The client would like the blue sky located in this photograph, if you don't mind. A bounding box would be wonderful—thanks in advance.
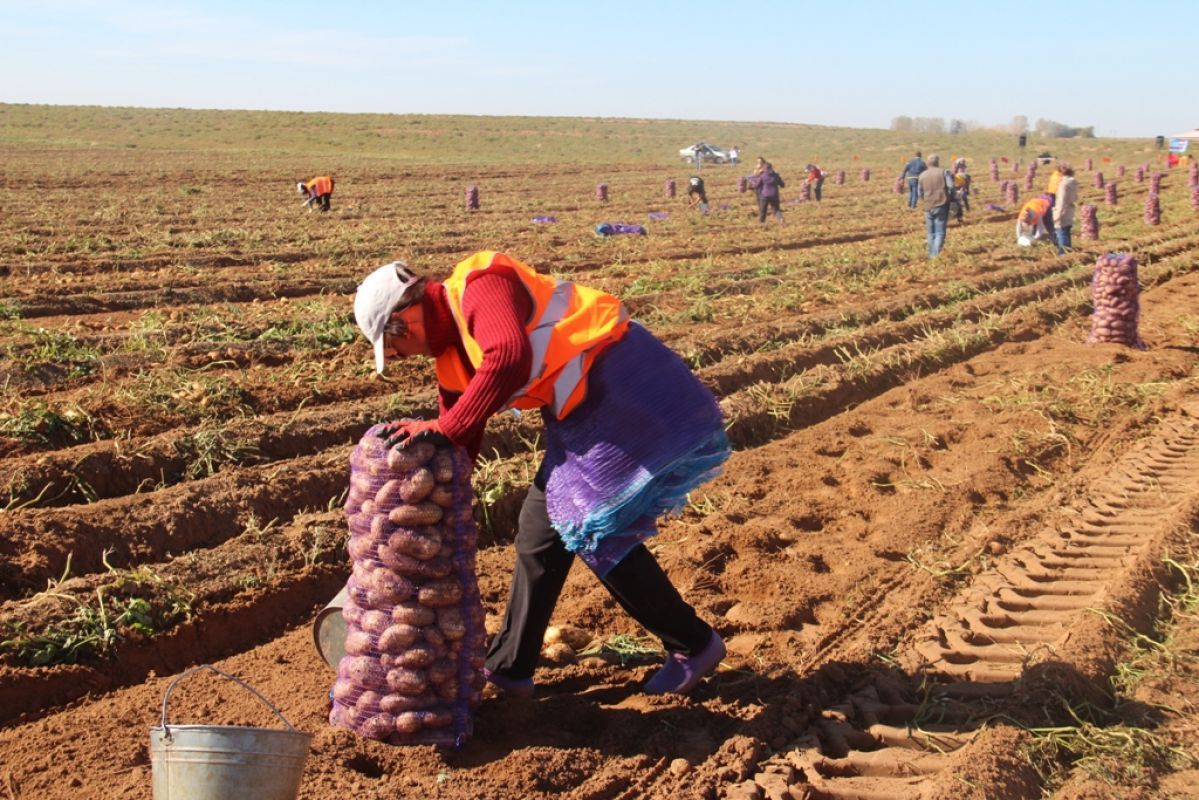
[2,0,1190,138]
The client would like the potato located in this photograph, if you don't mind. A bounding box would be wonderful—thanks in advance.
[428,484,455,508]
[387,441,436,472]
[344,630,374,656]
[369,570,415,604]
[349,471,374,495]
[374,479,402,509]
[347,535,376,562]
[541,641,576,665]
[333,703,359,729]
[396,642,438,668]
[544,624,593,651]
[400,468,435,504]
[391,601,436,626]
[361,500,375,517]
[394,711,424,734]
[435,679,459,702]
[359,713,395,741]
[346,512,369,535]
[428,659,457,685]
[436,607,465,640]
[424,626,446,647]
[355,689,382,712]
[332,678,358,705]
[389,528,442,560]
[418,579,462,608]
[389,502,443,526]
[343,656,386,690]
[386,667,429,695]
[360,609,390,635]
[377,623,421,653]
[420,709,453,729]
[431,449,456,483]
[369,513,392,542]
[380,692,436,714]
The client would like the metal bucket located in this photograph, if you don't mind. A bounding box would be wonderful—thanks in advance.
[313,586,348,671]
[149,665,311,800]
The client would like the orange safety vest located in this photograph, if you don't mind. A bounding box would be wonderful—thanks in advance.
[1021,196,1051,223]
[1046,170,1061,195]
[436,251,630,418]
[305,176,334,196]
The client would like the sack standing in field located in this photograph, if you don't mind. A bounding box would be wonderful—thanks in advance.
[331,427,486,747]
[1087,252,1145,349]
[352,252,730,709]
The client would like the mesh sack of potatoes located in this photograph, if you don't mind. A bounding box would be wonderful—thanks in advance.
[1087,252,1145,349]
[329,423,486,747]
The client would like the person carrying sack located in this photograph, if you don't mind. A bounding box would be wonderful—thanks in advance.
[352,252,731,698]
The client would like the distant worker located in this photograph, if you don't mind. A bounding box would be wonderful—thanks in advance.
[298,175,335,212]
[900,151,927,209]
[804,163,825,202]
[728,145,741,165]
[687,175,709,213]
[751,161,785,224]
[951,158,971,223]
[1052,163,1077,255]
[1015,193,1055,249]
[918,154,953,258]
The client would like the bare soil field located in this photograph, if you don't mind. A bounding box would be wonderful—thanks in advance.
[1,106,1197,799]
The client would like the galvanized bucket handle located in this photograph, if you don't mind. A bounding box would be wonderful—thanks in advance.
[159,664,299,738]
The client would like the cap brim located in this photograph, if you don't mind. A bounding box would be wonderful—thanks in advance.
[372,336,387,373]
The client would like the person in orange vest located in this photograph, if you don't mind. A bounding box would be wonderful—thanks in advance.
[1016,194,1055,249]
[353,252,730,697]
[297,175,335,212]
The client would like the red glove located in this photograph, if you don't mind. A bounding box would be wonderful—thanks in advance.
[378,418,448,449]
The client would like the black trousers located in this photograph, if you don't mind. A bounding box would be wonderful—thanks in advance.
[757,194,781,222]
[484,481,713,679]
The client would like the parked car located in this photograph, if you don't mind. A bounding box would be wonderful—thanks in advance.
[679,143,730,164]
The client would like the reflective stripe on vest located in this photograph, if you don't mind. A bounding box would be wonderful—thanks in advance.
[438,251,629,418]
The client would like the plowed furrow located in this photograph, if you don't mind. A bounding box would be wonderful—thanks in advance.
[0,508,347,725]
[744,405,1199,799]
[0,450,348,599]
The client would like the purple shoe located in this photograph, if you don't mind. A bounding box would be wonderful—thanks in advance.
[482,667,535,699]
[643,632,726,695]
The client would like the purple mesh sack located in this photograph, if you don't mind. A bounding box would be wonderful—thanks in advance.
[330,424,486,748]
[1088,253,1145,349]
[595,222,646,236]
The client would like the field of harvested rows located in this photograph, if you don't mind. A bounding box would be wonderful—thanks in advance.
[1,107,1198,799]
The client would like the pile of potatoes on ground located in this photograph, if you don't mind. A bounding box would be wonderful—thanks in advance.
[1087,252,1145,349]
[330,426,487,747]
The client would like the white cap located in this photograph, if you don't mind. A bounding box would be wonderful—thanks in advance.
[353,261,423,373]
[296,182,306,193]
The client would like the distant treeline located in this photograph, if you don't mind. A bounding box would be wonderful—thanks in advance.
[890,115,1095,138]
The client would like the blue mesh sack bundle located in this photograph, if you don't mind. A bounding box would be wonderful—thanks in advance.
[329,424,486,747]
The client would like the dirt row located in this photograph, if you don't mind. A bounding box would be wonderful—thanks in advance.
[2,257,1197,798]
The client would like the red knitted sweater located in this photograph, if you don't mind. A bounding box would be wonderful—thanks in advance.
[419,266,532,458]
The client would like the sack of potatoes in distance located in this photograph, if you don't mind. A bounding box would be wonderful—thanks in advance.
[329,423,486,748]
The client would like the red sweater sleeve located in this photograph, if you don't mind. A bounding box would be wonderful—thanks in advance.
[437,270,532,455]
